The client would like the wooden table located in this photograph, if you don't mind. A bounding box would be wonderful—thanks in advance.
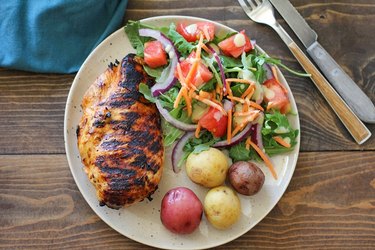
[1,0,374,249]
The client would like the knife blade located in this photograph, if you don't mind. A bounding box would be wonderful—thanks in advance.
[269,0,375,124]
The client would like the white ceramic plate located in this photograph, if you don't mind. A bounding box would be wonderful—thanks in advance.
[64,15,300,249]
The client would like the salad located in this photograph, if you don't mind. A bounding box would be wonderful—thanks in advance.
[124,20,305,179]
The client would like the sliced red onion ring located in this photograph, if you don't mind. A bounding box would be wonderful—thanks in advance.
[155,99,197,131]
[171,132,194,173]
[223,99,234,112]
[213,123,252,148]
[206,44,226,93]
[250,112,264,150]
[263,62,274,80]
[251,39,256,48]
[139,28,179,96]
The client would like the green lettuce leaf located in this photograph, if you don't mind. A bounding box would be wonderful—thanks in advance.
[167,23,195,56]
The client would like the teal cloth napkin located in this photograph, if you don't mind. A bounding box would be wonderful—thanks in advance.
[0,0,128,73]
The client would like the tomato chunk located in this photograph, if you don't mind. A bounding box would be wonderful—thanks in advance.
[199,107,228,138]
[176,22,215,42]
[218,30,253,58]
[176,51,213,87]
[144,40,168,68]
[263,78,291,114]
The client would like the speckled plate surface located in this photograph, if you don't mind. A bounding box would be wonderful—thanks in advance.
[64,15,300,250]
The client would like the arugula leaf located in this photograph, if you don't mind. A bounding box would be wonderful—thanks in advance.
[231,83,247,97]
[179,131,219,164]
[219,55,242,68]
[139,83,174,109]
[212,31,237,44]
[202,55,223,87]
[143,65,164,79]
[229,141,261,162]
[138,83,156,103]
[264,57,311,77]
[262,110,293,135]
[124,21,152,56]
[162,118,184,147]
[263,129,299,156]
[167,23,195,56]
[262,110,299,156]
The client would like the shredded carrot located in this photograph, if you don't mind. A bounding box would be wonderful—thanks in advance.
[227,109,232,143]
[182,88,192,117]
[176,63,187,88]
[225,80,233,98]
[196,34,204,58]
[272,66,288,94]
[241,84,255,99]
[201,43,212,54]
[226,78,254,84]
[245,137,251,150]
[266,101,276,111]
[242,102,249,112]
[249,101,264,111]
[199,90,211,99]
[231,123,246,138]
[192,94,227,115]
[184,34,204,88]
[273,136,291,148]
[271,66,279,83]
[227,95,245,103]
[174,86,185,108]
[202,25,211,41]
[216,84,223,101]
[195,123,201,138]
[234,109,258,117]
[248,140,278,180]
[185,59,199,88]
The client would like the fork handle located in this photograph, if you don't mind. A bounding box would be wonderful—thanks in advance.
[288,42,371,144]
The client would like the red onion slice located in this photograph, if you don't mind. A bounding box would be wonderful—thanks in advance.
[251,39,256,48]
[223,99,234,112]
[171,132,194,173]
[206,44,226,92]
[139,28,179,96]
[213,123,252,148]
[155,99,197,131]
[263,62,274,80]
[250,112,264,150]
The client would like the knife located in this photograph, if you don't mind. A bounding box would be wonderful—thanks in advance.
[269,0,375,124]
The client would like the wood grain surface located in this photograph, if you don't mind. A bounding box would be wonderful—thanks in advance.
[1,152,374,249]
[1,0,375,249]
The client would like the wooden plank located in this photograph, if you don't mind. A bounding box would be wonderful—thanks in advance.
[0,69,74,154]
[0,0,374,154]
[0,152,374,249]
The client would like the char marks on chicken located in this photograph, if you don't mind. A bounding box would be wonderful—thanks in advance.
[77,54,164,209]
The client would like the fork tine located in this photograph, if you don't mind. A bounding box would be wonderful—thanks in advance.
[248,0,256,9]
[238,0,253,12]
[253,0,261,5]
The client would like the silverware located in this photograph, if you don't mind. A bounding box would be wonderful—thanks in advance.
[269,0,375,124]
[237,0,371,144]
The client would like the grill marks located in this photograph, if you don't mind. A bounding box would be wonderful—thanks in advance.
[77,54,164,209]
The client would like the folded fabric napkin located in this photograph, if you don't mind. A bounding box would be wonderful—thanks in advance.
[0,0,128,73]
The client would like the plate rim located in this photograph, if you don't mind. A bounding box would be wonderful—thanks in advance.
[64,15,300,249]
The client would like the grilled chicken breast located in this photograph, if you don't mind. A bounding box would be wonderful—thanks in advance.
[77,54,164,209]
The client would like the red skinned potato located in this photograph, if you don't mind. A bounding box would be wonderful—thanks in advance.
[228,161,265,196]
[160,187,203,234]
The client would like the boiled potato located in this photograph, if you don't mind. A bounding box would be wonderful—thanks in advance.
[204,186,241,229]
[186,147,229,188]
[160,187,203,234]
[228,161,265,196]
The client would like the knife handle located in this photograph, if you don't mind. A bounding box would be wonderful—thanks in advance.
[288,41,371,144]
[306,41,375,123]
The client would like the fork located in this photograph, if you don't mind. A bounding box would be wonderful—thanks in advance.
[238,0,371,145]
